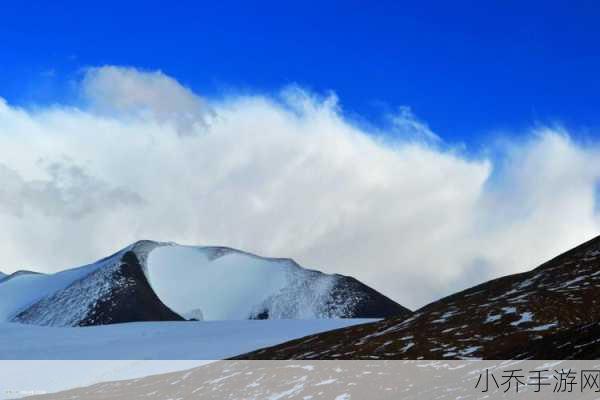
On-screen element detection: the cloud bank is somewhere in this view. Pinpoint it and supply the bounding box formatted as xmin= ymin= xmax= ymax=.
xmin=1 ymin=66 xmax=599 ymax=308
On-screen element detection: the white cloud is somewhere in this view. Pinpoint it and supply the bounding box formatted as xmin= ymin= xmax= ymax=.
xmin=0 ymin=66 xmax=598 ymax=309
xmin=389 ymin=106 xmax=441 ymax=143
xmin=0 ymin=161 xmax=142 ymax=218
xmin=82 ymin=66 xmax=209 ymax=132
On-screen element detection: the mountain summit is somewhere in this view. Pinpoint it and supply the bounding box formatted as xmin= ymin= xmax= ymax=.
xmin=0 ymin=240 xmax=410 ymax=327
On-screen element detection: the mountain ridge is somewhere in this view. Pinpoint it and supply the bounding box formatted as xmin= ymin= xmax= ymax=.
xmin=0 ymin=240 xmax=410 ymax=326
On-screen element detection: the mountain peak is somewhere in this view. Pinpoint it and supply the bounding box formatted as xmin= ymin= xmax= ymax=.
xmin=0 ymin=241 xmax=411 ymax=327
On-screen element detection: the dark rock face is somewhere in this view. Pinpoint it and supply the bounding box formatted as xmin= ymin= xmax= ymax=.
xmin=327 ymin=275 xmax=412 ymax=319
xmin=14 ymin=251 xmax=183 ymax=326
xmin=237 ymin=234 xmax=600 ymax=360
xmin=78 ymin=251 xmax=184 ymax=326
xmin=246 ymin=276 xmax=410 ymax=320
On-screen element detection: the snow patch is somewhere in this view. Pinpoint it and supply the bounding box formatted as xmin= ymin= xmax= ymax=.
xmin=561 ymin=276 xmax=586 ymax=287
xmin=510 ymin=312 xmax=534 ymax=326
xmin=528 ymin=322 xmax=557 ymax=331
xmin=145 ymin=245 xmax=356 ymax=320
xmin=484 ymin=313 xmax=501 ymax=323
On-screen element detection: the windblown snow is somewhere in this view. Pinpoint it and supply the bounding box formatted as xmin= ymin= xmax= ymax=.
xmin=146 ymin=244 xmax=358 ymax=320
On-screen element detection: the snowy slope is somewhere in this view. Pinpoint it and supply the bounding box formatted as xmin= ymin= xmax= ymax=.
xmin=0 ymin=361 xmax=207 ymax=400
xmin=0 ymin=241 xmax=409 ymax=326
xmin=18 ymin=360 xmax=599 ymax=400
xmin=0 ymin=264 xmax=105 ymax=323
xmin=0 ymin=319 xmax=374 ymax=359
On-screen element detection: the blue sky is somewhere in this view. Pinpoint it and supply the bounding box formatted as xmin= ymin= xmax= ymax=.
xmin=3 ymin=1 xmax=600 ymax=305
xmin=1 ymin=0 xmax=599 ymax=146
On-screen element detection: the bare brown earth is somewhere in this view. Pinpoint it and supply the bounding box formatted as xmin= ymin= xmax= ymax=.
xmin=237 ymin=235 xmax=600 ymax=359
xmin=26 ymin=360 xmax=600 ymax=400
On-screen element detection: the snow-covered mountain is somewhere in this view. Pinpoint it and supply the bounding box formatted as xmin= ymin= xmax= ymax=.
xmin=0 ymin=240 xmax=410 ymax=327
